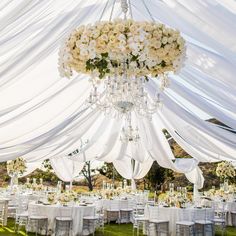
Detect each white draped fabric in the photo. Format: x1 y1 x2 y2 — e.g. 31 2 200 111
17 158 84 182
1 0 236 188
50 157 84 182
20 161 42 177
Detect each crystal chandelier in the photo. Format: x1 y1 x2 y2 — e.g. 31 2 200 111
87 64 162 119
58 0 186 139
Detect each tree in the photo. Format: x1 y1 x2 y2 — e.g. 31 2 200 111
97 162 122 182
144 161 174 191
81 161 97 191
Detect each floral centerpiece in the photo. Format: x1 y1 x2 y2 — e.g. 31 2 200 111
59 19 186 80
31 183 45 192
47 192 57 204
161 191 191 208
7 157 26 189
25 182 32 189
100 189 114 199
216 161 235 179
7 157 26 177
100 186 134 199
58 191 77 204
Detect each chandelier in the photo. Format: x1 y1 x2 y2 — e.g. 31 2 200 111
58 0 186 139
86 67 163 119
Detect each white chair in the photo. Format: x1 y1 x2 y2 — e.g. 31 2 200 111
55 206 73 236
149 219 169 236
120 200 134 223
83 208 99 236
231 211 236 227
133 204 151 236
148 206 169 236
27 204 48 236
95 205 105 234
176 209 195 236
212 201 227 236
106 200 120 223
8 197 18 218
15 197 29 233
194 207 214 236
0 201 6 226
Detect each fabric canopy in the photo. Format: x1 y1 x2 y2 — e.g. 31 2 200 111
1 0 236 188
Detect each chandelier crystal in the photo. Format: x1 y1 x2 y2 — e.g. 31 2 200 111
120 115 140 143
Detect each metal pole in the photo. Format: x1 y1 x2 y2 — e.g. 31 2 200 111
112 164 115 187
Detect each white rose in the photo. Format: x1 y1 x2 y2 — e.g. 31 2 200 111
162 37 168 44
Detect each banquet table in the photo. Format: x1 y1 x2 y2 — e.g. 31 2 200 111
28 203 95 236
145 206 214 236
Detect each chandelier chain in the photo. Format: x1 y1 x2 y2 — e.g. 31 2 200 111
109 0 116 21
120 0 128 19
141 0 155 22
99 0 110 21
128 0 133 19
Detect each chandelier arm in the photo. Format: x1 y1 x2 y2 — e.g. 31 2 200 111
99 0 110 21
140 0 155 22
109 0 116 21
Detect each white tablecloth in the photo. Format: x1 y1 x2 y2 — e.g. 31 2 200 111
28 203 95 236
145 206 214 236
102 199 135 210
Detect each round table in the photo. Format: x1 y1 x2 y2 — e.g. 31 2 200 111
28 203 95 236
145 206 214 236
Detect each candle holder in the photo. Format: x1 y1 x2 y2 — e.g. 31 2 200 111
123 179 127 189
102 181 106 190
57 181 62 193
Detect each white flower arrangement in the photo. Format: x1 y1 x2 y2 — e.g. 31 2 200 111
100 186 134 199
31 183 45 192
59 19 186 80
216 161 235 179
7 157 26 176
163 191 191 208
58 191 77 204
47 192 57 204
25 183 32 188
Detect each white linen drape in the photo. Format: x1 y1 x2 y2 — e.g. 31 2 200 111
50 156 84 182
0 0 236 189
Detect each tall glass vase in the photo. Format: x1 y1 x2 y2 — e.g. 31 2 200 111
10 173 18 191
223 179 229 193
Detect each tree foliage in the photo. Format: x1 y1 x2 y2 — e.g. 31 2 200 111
97 163 122 181
144 161 174 191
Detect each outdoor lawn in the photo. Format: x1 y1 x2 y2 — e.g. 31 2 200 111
0 219 236 236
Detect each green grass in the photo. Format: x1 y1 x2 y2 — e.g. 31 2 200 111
0 219 142 236
0 219 236 235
